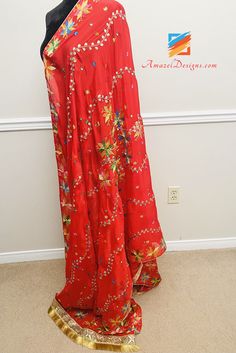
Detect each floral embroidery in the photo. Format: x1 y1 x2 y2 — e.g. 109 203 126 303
42 0 166 351
97 139 115 158
75 0 92 20
102 104 113 124
131 250 144 262
43 58 56 80
46 38 61 56
60 19 76 38
133 120 144 140
98 171 111 188
147 245 161 257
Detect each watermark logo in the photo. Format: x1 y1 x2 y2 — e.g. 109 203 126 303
141 30 217 71
168 31 191 57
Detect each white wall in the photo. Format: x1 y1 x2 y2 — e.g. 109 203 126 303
126 0 236 113
0 0 236 259
1 0 235 117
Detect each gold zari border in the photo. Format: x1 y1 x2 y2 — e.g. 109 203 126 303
48 297 140 352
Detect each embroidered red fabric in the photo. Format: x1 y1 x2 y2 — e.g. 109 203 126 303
42 0 167 349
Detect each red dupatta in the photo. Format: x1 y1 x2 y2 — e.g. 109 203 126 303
42 0 167 351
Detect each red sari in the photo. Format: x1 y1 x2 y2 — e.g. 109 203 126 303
42 0 167 351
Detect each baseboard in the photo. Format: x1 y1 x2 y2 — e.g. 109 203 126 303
166 237 236 251
0 248 65 264
1 237 236 264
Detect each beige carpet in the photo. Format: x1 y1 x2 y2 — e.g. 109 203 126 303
0 248 236 353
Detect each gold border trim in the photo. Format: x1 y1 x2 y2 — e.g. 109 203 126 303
48 297 140 352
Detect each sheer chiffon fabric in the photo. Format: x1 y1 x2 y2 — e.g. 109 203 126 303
42 0 167 351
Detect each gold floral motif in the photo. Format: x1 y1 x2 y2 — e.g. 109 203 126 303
146 245 161 257
111 156 121 173
43 57 56 80
97 139 116 158
98 171 112 188
75 0 92 20
131 250 144 262
102 103 113 124
132 120 144 140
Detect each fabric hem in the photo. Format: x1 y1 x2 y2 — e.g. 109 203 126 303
132 238 167 295
47 297 140 352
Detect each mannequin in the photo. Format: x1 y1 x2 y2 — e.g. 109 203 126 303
40 0 78 60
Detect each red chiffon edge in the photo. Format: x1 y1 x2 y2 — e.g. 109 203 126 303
47 238 167 352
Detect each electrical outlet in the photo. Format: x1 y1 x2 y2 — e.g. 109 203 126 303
168 186 180 204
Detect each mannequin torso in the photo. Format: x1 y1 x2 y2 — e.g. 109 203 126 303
40 0 78 60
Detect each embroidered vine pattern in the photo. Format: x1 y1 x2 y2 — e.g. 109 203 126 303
127 193 156 206
76 273 98 306
67 223 92 284
99 191 120 227
98 243 125 279
128 226 162 241
96 273 130 314
129 153 148 173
